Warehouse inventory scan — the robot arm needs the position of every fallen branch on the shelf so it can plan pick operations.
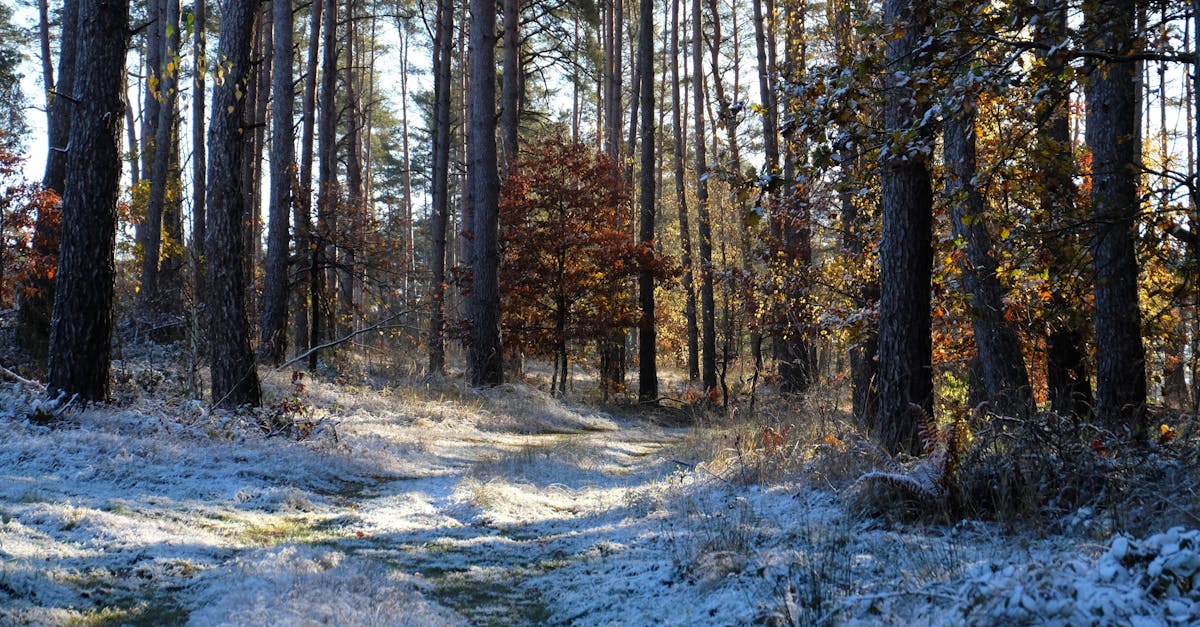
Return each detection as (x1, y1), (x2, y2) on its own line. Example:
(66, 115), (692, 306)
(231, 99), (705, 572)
(0, 363), (44, 389)
(278, 310), (412, 370)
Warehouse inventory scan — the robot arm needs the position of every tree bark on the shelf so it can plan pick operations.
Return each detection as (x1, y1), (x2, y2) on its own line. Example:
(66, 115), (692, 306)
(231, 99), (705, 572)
(429, 0), (453, 375)
(261, 0), (296, 365)
(501, 0), (520, 169)
(636, 0), (657, 402)
(1085, 0), (1147, 432)
(313, 0), (339, 368)
(47, 0), (130, 402)
(191, 0), (207, 274)
(468, 0), (503, 386)
(877, 0), (933, 455)
(294, 0), (322, 356)
(205, 0), (262, 408)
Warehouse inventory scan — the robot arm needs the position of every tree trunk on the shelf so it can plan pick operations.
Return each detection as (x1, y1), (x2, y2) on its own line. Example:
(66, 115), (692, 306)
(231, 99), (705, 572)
(342, 0), (362, 340)
(47, 0), (130, 402)
(294, 0), (321, 356)
(191, 0), (207, 281)
(19, 0), (79, 364)
(261, 0), (295, 365)
(137, 0), (181, 333)
(468, 0), (503, 386)
(943, 59), (1033, 418)
(877, 0), (933, 455)
(1085, 0), (1147, 432)
(1035, 0), (1093, 418)
(693, 0), (716, 392)
(636, 0), (657, 402)
(205, 0), (262, 408)
(313, 0), (339, 367)
(429, 0), (453, 375)
(671, 0), (699, 381)
(501, 0), (520, 169)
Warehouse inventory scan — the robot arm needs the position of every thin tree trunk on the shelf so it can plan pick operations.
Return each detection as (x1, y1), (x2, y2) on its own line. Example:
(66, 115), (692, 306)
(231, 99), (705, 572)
(294, 0), (321, 356)
(261, 0), (296, 365)
(501, 0), (520, 169)
(429, 0), (453, 375)
(468, 0), (503, 386)
(693, 0), (716, 392)
(192, 0), (207, 275)
(47, 0), (130, 402)
(313, 0), (339, 367)
(342, 0), (362, 340)
(671, 0), (698, 381)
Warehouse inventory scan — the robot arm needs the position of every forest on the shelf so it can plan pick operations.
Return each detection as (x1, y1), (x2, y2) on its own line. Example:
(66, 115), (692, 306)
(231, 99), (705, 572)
(1, 0), (1200, 623)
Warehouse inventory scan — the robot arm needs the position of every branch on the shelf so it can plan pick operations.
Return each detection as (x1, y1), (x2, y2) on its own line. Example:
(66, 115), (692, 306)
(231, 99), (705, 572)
(277, 310), (412, 370)
(0, 363), (43, 389)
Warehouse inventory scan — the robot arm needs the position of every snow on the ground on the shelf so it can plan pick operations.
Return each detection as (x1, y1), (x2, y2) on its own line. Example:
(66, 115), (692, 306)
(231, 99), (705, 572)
(0, 372), (1196, 625)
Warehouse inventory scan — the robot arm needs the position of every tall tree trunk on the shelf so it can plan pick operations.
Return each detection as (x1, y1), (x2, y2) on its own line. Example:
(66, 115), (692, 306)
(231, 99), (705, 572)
(295, 0), (322, 356)
(877, 0), (933, 455)
(429, 0), (453, 375)
(46, 0), (129, 402)
(1085, 0), (1147, 432)
(1036, 0), (1093, 418)
(468, 0), (503, 386)
(192, 0), (207, 279)
(19, 0), (79, 364)
(137, 0), (181, 332)
(261, 0), (296, 365)
(636, 0), (657, 402)
(693, 0), (716, 392)
(501, 0), (520, 169)
(313, 0), (339, 368)
(342, 0), (362, 340)
(671, 0), (699, 381)
(943, 55), (1033, 418)
(205, 0), (263, 408)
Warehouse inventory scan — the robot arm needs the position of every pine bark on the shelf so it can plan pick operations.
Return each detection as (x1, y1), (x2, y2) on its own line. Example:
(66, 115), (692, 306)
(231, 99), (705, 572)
(312, 0), (339, 368)
(294, 0), (322, 356)
(1085, 0), (1147, 431)
(501, 0), (520, 169)
(671, 0), (699, 381)
(877, 0), (933, 455)
(429, 0), (453, 374)
(192, 0), (207, 267)
(636, 0), (657, 402)
(693, 0), (717, 392)
(205, 0), (262, 408)
(261, 0), (296, 365)
(468, 0), (504, 386)
(47, 0), (130, 402)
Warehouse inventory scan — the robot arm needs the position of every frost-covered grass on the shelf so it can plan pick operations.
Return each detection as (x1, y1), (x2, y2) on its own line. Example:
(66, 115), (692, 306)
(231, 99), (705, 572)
(0, 367), (1196, 625)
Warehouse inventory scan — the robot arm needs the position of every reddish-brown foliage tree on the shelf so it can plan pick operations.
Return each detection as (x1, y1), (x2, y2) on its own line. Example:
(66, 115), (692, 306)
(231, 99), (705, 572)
(0, 144), (59, 311)
(500, 139), (673, 395)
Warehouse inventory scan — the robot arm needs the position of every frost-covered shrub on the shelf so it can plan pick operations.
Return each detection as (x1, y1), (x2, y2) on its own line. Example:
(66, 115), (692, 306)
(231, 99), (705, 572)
(956, 528), (1200, 625)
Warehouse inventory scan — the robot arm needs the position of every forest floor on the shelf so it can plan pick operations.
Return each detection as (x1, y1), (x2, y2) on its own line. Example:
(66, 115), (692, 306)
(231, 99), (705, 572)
(1, 361), (1199, 625)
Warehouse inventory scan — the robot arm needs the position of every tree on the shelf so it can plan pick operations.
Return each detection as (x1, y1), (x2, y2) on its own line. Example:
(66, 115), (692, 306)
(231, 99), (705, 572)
(468, 0), (504, 387)
(876, 0), (934, 455)
(261, 0), (296, 365)
(46, 0), (130, 402)
(204, 0), (262, 408)
(670, 0), (699, 381)
(636, 0), (657, 402)
(295, 0), (322, 357)
(1085, 0), (1147, 431)
(428, 0), (453, 375)
(693, 0), (717, 392)
(500, 140), (642, 395)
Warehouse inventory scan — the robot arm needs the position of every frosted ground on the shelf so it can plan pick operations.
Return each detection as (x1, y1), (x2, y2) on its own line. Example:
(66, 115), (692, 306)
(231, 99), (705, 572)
(1, 369), (1198, 625)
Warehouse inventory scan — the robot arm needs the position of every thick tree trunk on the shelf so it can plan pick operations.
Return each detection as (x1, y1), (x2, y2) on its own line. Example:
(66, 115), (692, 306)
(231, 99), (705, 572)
(19, 0), (79, 364)
(943, 68), (1034, 418)
(877, 0), (933, 455)
(47, 0), (130, 402)
(693, 0), (716, 392)
(671, 0), (699, 381)
(1085, 0), (1147, 432)
(429, 0), (453, 375)
(636, 0), (657, 402)
(468, 0), (503, 386)
(261, 0), (296, 365)
(205, 0), (262, 408)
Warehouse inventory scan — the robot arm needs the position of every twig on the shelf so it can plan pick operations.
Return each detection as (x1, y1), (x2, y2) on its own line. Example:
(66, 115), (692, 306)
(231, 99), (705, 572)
(277, 310), (412, 370)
